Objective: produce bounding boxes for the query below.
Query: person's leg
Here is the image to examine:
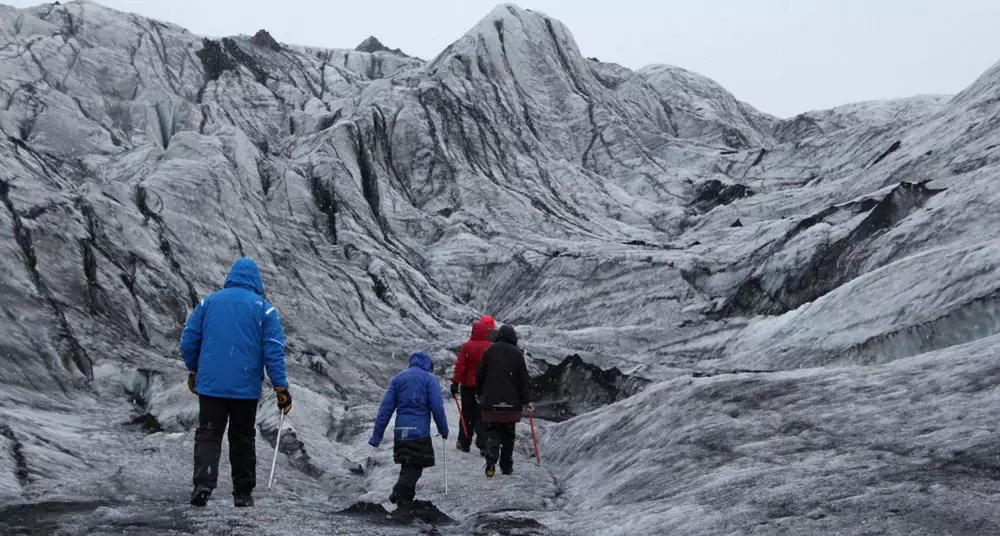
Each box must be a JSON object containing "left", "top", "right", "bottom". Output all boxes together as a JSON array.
[
  {"left": 500, "top": 423, "right": 516, "bottom": 474},
  {"left": 392, "top": 464, "right": 423, "bottom": 504},
  {"left": 227, "top": 398, "right": 259, "bottom": 503},
  {"left": 458, "top": 386, "right": 477, "bottom": 450},
  {"left": 464, "top": 386, "right": 485, "bottom": 451},
  {"left": 192, "top": 395, "right": 228, "bottom": 504},
  {"left": 484, "top": 422, "right": 502, "bottom": 476},
  {"left": 485, "top": 422, "right": 503, "bottom": 460}
]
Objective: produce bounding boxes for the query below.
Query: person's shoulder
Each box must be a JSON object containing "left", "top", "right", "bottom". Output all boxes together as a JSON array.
[
  {"left": 202, "top": 288, "right": 225, "bottom": 302},
  {"left": 389, "top": 371, "right": 407, "bottom": 386}
]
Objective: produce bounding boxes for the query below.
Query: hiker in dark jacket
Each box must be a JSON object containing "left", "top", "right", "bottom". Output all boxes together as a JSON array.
[
  {"left": 475, "top": 325, "right": 531, "bottom": 477},
  {"left": 369, "top": 351, "right": 449, "bottom": 507},
  {"left": 450, "top": 320, "right": 491, "bottom": 454},
  {"left": 180, "top": 257, "right": 292, "bottom": 508}
]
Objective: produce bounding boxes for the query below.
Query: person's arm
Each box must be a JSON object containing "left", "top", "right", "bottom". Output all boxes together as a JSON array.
[
  {"left": 370, "top": 379, "right": 398, "bottom": 446},
  {"left": 261, "top": 302, "right": 288, "bottom": 389},
  {"left": 179, "top": 299, "right": 206, "bottom": 372},
  {"left": 450, "top": 344, "right": 468, "bottom": 385},
  {"left": 517, "top": 352, "right": 531, "bottom": 406},
  {"left": 475, "top": 351, "right": 490, "bottom": 398},
  {"left": 428, "top": 375, "right": 449, "bottom": 439}
]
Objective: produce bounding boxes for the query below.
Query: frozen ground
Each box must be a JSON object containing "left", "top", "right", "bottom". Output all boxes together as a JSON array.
[{"left": 2, "top": 1, "right": 1000, "bottom": 534}]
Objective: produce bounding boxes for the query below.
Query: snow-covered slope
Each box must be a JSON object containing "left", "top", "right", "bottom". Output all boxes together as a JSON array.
[
  {"left": 1, "top": 1, "right": 1000, "bottom": 534},
  {"left": 636, "top": 64, "right": 777, "bottom": 149},
  {"left": 773, "top": 94, "right": 952, "bottom": 142}
]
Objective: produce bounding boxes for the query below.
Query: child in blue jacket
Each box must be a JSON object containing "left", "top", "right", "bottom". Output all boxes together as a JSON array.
[{"left": 369, "top": 351, "right": 449, "bottom": 506}]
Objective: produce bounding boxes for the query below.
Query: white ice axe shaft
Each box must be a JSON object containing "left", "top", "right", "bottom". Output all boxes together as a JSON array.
[
  {"left": 442, "top": 435, "right": 448, "bottom": 496},
  {"left": 267, "top": 410, "right": 285, "bottom": 494}
]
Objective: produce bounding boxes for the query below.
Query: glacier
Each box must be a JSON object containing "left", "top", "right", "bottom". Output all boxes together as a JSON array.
[{"left": 1, "top": 1, "right": 999, "bottom": 534}]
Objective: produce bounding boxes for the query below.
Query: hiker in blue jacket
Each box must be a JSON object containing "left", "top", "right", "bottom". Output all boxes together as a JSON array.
[
  {"left": 369, "top": 351, "right": 449, "bottom": 507},
  {"left": 180, "top": 257, "right": 292, "bottom": 508}
]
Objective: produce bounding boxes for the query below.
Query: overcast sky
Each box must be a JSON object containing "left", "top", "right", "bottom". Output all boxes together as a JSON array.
[{"left": 7, "top": 0, "right": 1000, "bottom": 117}]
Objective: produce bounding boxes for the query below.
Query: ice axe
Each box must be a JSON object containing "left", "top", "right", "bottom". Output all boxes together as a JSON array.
[
  {"left": 266, "top": 410, "right": 285, "bottom": 494},
  {"left": 452, "top": 394, "right": 468, "bottom": 438},
  {"left": 528, "top": 406, "right": 541, "bottom": 467}
]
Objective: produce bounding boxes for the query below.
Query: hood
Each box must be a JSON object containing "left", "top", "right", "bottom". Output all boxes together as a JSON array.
[
  {"left": 479, "top": 315, "right": 495, "bottom": 329},
  {"left": 470, "top": 321, "right": 489, "bottom": 341},
  {"left": 496, "top": 325, "right": 518, "bottom": 345},
  {"left": 224, "top": 258, "right": 265, "bottom": 295},
  {"left": 409, "top": 351, "right": 433, "bottom": 372}
]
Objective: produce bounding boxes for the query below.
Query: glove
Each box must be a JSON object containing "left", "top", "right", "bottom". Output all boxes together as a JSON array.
[
  {"left": 525, "top": 403, "right": 534, "bottom": 412},
  {"left": 368, "top": 438, "right": 380, "bottom": 448},
  {"left": 275, "top": 386, "right": 292, "bottom": 414},
  {"left": 187, "top": 372, "right": 196, "bottom": 394},
  {"left": 450, "top": 382, "right": 459, "bottom": 396},
  {"left": 441, "top": 434, "right": 448, "bottom": 440}
]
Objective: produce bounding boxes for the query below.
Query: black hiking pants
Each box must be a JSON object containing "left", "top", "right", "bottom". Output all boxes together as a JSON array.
[
  {"left": 391, "top": 437, "right": 433, "bottom": 502},
  {"left": 458, "top": 385, "right": 485, "bottom": 450},
  {"left": 392, "top": 464, "right": 424, "bottom": 503},
  {"left": 485, "top": 422, "right": 516, "bottom": 471},
  {"left": 193, "top": 395, "right": 258, "bottom": 496}
]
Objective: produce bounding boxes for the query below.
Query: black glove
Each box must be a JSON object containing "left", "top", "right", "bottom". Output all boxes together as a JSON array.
[
  {"left": 275, "top": 386, "right": 292, "bottom": 414},
  {"left": 450, "top": 382, "right": 459, "bottom": 396},
  {"left": 187, "top": 372, "right": 197, "bottom": 394}
]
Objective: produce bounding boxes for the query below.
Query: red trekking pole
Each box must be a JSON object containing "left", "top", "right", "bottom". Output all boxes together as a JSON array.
[
  {"left": 452, "top": 394, "right": 468, "bottom": 437},
  {"left": 528, "top": 407, "right": 541, "bottom": 466}
]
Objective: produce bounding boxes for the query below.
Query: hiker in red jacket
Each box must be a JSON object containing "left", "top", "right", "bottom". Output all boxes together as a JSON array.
[{"left": 450, "top": 320, "right": 491, "bottom": 454}]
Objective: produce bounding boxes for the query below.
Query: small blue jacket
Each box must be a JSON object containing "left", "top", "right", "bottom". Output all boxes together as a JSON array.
[
  {"left": 369, "top": 351, "right": 449, "bottom": 445},
  {"left": 180, "top": 258, "right": 289, "bottom": 399}
]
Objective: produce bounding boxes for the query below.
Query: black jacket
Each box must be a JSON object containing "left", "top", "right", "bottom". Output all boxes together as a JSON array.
[{"left": 475, "top": 325, "right": 531, "bottom": 416}]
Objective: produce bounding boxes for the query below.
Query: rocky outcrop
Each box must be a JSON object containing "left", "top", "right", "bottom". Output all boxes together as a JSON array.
[{"left": 353, "top": 36, "right": 409, "bottom": 58}]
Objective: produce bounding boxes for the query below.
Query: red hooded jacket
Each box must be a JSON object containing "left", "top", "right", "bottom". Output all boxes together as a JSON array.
[{"left": 451, "top": 321, "right": 492, "bottom": 386}]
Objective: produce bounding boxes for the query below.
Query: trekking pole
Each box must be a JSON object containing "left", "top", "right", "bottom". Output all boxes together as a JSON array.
[
  {"left": 452, "top": 394, "right": 468, "bottom": 437},
  {"left": 267, "top": 410, "right": 285, "bottom": 494},
  {"left": 528, "top": 408, "right": 541, "bottom": 467},
  {"left": 442, "top": 435, "right": 448, "bottom": 496}
]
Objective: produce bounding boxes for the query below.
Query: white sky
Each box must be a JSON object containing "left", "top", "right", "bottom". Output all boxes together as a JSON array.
[{"left": 6, "top": 0, "right": 1000, "bottom": 117}]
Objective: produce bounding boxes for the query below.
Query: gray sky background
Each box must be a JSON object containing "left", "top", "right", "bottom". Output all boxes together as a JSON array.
[{"left": 6, "top": 0, "right": 1000, "bottom": 117}]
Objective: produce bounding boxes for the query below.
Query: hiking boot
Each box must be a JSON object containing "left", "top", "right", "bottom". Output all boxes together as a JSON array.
[
  {"left": 190, "top": 490, "right": 211, "bottom": 507},
  {"left": 389, "top": 491, "right": 412, "bottom": 509},
  {"left": 500, "top": 463, "right": 513, "bottom": 476},
  {"left": 456, "top": 440, "right": 470, "bottom": 453},
  {"left": 233, "top": 494, "right": 254, "bottom": 507},
  {"left": 189, "top": 488, "right": 211, "bottom": 507},
  {"left": 485, "top": 457, "right": 497, "bottom": 478}
]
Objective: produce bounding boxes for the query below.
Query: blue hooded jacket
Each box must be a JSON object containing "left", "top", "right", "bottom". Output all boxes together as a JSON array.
[
  {"left": 369, "top": 351, "right": 449, "bottom": 445},
  {"left": 180, "top": 258, "right": 289, "bottom": 399}
]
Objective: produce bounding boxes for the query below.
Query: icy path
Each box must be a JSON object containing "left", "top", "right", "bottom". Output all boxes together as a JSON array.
[
  {"left": 353, "top": 397, "right": 571, "bottom": 534},
  {"left": 0, "top": 389, "right": 572, "bottom": 535}
]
